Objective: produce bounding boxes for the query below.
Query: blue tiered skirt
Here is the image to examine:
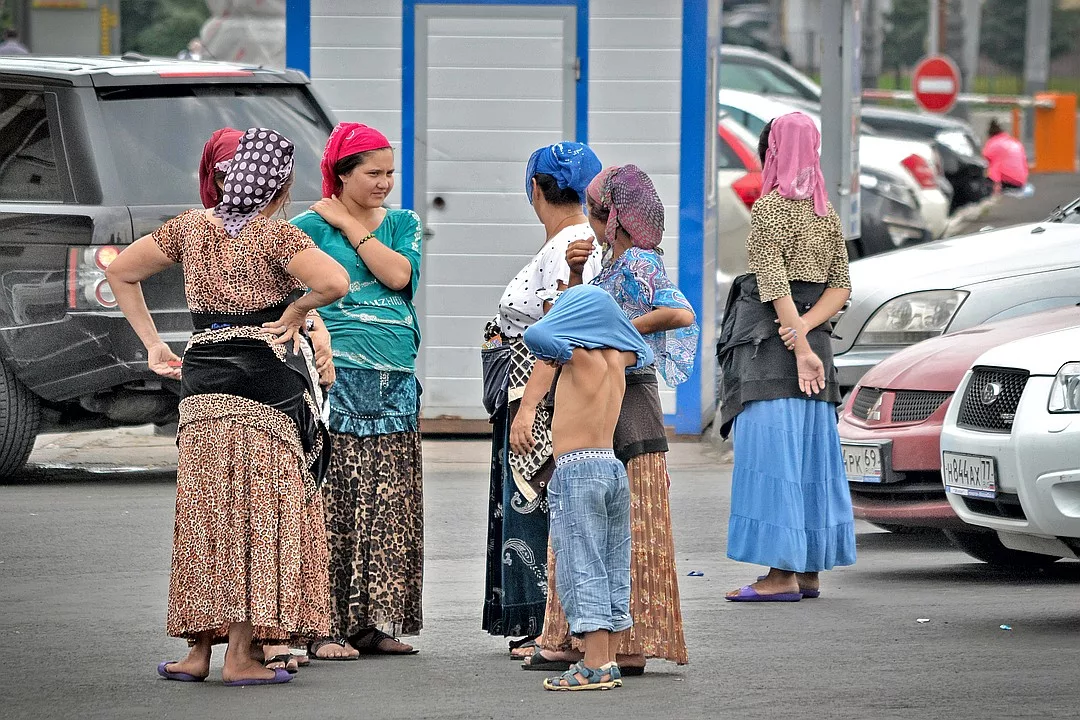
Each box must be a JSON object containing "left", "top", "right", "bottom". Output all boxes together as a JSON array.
[{"left": 727, "top": 398, "right": 857, "bottom": 572}]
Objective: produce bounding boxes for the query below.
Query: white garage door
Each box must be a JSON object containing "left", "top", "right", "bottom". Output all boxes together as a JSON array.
[{"left": 412, "top": 5, "right": 578, "bottom": 423}]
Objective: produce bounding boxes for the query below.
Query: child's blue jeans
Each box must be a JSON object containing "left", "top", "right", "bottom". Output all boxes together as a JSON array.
[{"left": 549, "top": 448, "right": 633, "bottom": 636}]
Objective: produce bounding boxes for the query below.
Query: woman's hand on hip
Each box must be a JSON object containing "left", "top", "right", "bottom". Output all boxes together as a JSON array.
[
  {"left": 795, "top": 349, "right": 825, "bottom": 396},
  {"left": 311, "top": 195, "right": 354, "bottom": 232},
  {"left": 148, "top": 342, "right": 182, "bottom": 380},
  {"left": 310, "top": 327, "right": 336, "bottom": 387},
  {"left": 509, "top": 406, "right": 537, "bottom": 456},
  {"left": 262, "top": 303, "right": 308, "bottom": 354}
]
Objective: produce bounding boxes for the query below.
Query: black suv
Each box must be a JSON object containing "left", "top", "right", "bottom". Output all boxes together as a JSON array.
[{"left": 0, "top": 55, "right": 335, "bottom": 477}]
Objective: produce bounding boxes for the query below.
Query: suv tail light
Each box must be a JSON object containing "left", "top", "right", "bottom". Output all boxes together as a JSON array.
[
  {"left": 901, "top": 154, "right": 938, "bottom": 189},
  {"left": 732, "top": 171, "right": 763, "bottom": 210},
  {"left": 68, "top": 246, "right": 120, "bottom": 310}
]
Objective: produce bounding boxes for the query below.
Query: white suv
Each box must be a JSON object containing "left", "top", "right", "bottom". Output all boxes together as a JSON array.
[{"left": 940, "top": 323, "right": 1080, "bottom": 560}]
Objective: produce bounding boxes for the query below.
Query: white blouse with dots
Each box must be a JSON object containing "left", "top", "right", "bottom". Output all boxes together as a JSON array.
[{"left": 498, "top": 223, "right": 601, "bottom": 339}]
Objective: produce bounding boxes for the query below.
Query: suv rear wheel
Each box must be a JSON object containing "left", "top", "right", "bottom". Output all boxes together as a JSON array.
[
  {"left": 0, "top": 360, "right": 40, "bottom": 480},
  {"left": 943, "top": 529, "right": 1061, "bottom": 567}
]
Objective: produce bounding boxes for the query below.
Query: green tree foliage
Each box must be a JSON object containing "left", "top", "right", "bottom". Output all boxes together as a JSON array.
[
  {"left": 979, "top": 0, "right": 1080, "bottom": 73},
  {"left": 120, "top": 0, "right": 210, "bottom": 57},
  {"left": 883, "top": 0, "right": 1080, "bottom": 75},
  {"left": 882, "top": 0, "right": 928, "bottom": 72}
]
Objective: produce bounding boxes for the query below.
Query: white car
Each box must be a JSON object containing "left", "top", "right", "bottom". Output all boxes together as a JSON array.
[
  {"left": 941, "top": 325, "right": 1080, "bottom": 560},
  {"left": 718, "top": 89, "right": 951, "bottom": 239}
]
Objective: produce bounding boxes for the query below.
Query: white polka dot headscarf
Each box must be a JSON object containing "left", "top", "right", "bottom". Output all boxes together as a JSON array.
[{"left": 213, "top": 127, "right": 295, "bottom": 237}]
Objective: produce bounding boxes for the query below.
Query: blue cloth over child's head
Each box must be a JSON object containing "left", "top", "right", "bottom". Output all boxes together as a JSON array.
[{"left": 523, "top": 284, "right": 653, "bottom": 371}]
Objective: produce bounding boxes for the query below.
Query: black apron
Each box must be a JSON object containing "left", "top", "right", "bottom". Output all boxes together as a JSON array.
[
  {"left": 716, "top": 274, "right": 841, "bottom": 439},
  {"left": 180, "top": 293, "right": 332, "bottom": 485}
]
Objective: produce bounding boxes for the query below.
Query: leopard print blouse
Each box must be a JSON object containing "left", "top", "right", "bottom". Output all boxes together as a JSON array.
[
  {"left": 746, "top": 190, "right": 851, "bottom": 303},
  {"left": 152, "top": 208, "right": 314, "bottom": 313}
]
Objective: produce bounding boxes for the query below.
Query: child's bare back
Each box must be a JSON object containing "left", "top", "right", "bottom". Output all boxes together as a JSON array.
[{"left": 550, "top": 348, "right": 638, "bottom": 457}]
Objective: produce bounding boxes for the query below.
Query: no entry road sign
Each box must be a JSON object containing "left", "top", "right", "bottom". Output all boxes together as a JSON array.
[{"left": 912, "top": 55, "right": 961, "bottom": 113}]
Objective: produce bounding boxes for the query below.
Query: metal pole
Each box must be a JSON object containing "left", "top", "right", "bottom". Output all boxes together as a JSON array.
[
  {"left": 928, "top": 0, "right": 940, "bottom": 55},
  {"left": 820, "top": 0, "right": 861, "bottom": 240},
  {"left": 1023, "top": 0, "right": 1051, "bottom": 149},
  {"left": 766, "top": 0, "right": 785, "bottom": 59},
  {"left": 961, "top": 0, "right": 982, "bottom": 94}
]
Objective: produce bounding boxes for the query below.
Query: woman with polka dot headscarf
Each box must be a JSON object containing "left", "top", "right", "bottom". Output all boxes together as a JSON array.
[{"left": 106, "top": 127, "right": 349, "bottom": 686}]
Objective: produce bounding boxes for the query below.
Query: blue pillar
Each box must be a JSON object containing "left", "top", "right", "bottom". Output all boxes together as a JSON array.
[{"left": 285, "top": 0, "right": 311, "bottom": 76}]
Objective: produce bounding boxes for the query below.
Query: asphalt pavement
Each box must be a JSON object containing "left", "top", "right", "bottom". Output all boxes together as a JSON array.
[{"left": 1, "top": 436, "right": 1078, "bottom": 720}]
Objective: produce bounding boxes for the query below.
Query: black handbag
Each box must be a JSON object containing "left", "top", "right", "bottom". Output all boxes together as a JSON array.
[{"left": 480, "top": 343, "right": 511, "bottom": 419}]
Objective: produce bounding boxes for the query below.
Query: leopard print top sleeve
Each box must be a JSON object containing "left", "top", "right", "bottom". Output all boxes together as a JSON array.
[
  {"left": 151, "top": 209, "right": 193, "bottom": 263},
  {"left": 825, "top": 210, "right": 852, "bottom": 291},
  {"left": 746, "top": 191, "right": 851, "bottom": 303},
  {"left": 746, "top": 193, "right": 792, "bottom": 302}
]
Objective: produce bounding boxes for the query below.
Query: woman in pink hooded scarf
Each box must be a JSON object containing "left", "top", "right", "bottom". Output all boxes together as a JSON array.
[{"left": 716, "top": 112, "right": 856, "bottom": 603}]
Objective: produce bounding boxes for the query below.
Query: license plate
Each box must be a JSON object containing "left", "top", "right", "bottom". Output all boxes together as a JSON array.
[
  {"left": 942, "top": 451, "right": 997, "bottom": 499},
  {"left": 843, "top": 442, "right": 886, "bottom": 483}
]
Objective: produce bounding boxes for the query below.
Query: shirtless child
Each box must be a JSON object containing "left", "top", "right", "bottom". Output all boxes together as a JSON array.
[{"left": 523, "top": 284, "right": 653, "bottom": 691}]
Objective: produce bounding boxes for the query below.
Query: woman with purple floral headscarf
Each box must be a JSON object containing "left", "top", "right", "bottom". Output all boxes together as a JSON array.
[
  {"left": 106, "top": 127, "right": 349, "bottom": 686},
  {"left": 520, "top": 164, "right": 698, "bottom": 676}
]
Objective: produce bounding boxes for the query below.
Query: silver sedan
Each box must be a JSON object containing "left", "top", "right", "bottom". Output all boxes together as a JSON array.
[{"left": 832, "top": 198, "right": 1080, "bottom": 392}]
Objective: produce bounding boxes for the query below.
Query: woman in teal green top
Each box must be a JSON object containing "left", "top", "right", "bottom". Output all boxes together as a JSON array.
[{"left": 291, "top": 122, "right": 424, "bottom": 659}]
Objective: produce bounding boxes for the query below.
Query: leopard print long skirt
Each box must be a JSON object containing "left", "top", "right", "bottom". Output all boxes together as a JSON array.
[
  {"left": 538, "top": 452, "right": 688, "bottom": 664},
  {"left": 322, "top": 430, "right": 424, "bottom": 638},
  {"left": 167, "top": 416, "right": 331, "bottom": 641}
]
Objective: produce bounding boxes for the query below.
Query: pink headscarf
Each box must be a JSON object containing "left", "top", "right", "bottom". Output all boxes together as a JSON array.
[{"left": 761, "top": 112, "right": 829, "bottom": 217}]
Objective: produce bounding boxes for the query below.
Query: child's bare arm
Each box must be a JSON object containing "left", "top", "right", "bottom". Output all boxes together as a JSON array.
[{"left": 509, "top": 360, "right": 556, "bottom": 456}]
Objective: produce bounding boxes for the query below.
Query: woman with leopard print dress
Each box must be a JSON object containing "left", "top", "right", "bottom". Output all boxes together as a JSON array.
[
  {"left": 290, "top": 123, "right": 425, "bottom": 657},
  {"left": 107, "top": 127, "right": 349, "bottom": 686},
  {"left": 717, "top": 113, "right": 856, "bottom": 603}
]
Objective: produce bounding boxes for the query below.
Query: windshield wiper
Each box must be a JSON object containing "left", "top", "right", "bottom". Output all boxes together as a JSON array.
[{"left": 1046, "top": 203, "right": 1077, "bottom": 223}]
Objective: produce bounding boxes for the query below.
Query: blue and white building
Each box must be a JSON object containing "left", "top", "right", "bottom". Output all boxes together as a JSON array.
[{"left": 286, "top": 0, "right": 721, "bottom": 434}]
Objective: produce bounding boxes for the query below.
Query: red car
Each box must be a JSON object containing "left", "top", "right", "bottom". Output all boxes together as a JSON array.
[{"left": 838, "top": 305, "right": 1080, "bottom": 564}]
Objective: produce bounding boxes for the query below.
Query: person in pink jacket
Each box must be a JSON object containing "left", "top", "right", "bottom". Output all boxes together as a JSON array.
[{"left": 982, "top": 119, "right": 1029, "bottom": 192}]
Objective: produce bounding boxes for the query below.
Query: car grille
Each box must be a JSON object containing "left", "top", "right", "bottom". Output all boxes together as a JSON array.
[
  {"left": 957, "top": 367, "right": 1029, "bottom": 433},
  {"left": 851, "top": 387, "right": 883, "bottom": 420},
  {"left": 848, "top": 471, "right": 945, "bottom": 502},
  {"left": 891, "top": 391, "right": 951, "bottom": 423},
  {"left": 960, "top": 493, "right": 1026, "bottom": 521}
]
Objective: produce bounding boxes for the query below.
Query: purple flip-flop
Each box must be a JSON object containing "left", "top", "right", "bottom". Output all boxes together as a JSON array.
[
  {"left": 756, "top": 576, "right": 821, "bottom": 599},
  {"left": 223, "top": 668, "right": 293, "bottom": 687},
  {"left": 157, "top": 661, "right": 205, "bottom": 682},
  {"left": 726, "top": 585, "right": 802, "bottom": 602}
]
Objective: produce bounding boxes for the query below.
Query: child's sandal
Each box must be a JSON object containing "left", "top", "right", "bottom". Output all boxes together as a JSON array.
[{"left": 543, "top": 660, "right": 620, "bottom": 691}]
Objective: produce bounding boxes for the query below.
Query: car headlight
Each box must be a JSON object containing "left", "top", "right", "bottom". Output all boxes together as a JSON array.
[
  {"left": 1048, "top": 362, "right": 1080, "bottom": 413},
  {"left": 854, "top": 290, "right": 968, "bottom": 346},
  {"left": 936, "top": 130, "right": 976, "bottom": 157}
]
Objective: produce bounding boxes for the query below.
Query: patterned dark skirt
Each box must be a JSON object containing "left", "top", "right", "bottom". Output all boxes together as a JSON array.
[
  {"left": 322, "top": 429, "right": 424, "bottom": 638},
  {"left": 481, "top": 404, "right": 550, "bottom": 638}
]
